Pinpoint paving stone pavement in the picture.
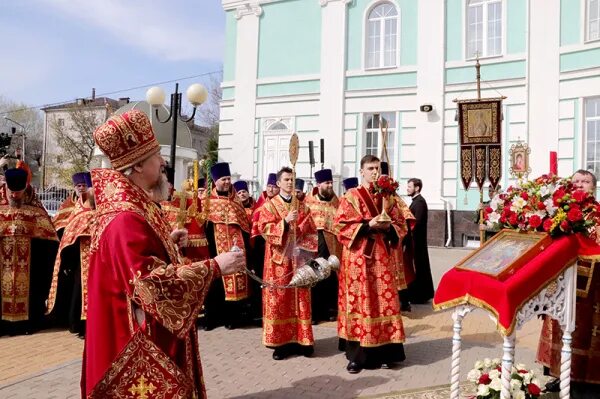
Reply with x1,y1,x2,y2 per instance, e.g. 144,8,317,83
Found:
0,247,547,398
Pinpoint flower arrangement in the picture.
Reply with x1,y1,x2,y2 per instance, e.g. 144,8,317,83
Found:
484,174,600,236
370,175,399,197
467,358,542,399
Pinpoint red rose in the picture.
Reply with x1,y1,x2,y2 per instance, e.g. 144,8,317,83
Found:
537,201,545,210
478,374,491,385
521,192,529,200
543,219,553,232
527,383,541,396
567,208,583,222
560,220,570,231
553,188,566,204
529,215,542,229
485,206,493,214
500,215,506,223
572,190,587,203
509,214,518,225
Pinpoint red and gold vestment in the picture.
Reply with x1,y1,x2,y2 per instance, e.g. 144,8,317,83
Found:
52,193,77,234
256,195,318,347
82,169,221,398
334,186,409,348
204,188,251,301
162,193,210,262
46,197,94,320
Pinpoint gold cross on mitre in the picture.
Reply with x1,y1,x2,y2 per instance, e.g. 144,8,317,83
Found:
593,325,599,337
128,375,157,399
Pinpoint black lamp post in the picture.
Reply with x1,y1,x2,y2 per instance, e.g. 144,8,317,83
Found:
146,83,207,185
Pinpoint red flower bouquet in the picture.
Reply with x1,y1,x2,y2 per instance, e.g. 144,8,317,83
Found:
370,175,399,197
484,174,600,237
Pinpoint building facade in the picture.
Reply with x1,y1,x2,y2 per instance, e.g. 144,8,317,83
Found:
219,0,600,246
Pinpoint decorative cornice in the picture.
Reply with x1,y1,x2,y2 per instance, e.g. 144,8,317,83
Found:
235,3,263,19
319,0,352,6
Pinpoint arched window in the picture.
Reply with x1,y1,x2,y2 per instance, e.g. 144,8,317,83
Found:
365,2,399,69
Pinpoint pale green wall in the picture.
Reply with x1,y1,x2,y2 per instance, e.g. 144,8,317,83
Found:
506,0,526,54
257,0,321,78
346,72,417,90
560,0,581,46
446,0,463,61
346,0,418,71
446,60,526,84
256,80,320,97
223,11,237,82
560,47,600,72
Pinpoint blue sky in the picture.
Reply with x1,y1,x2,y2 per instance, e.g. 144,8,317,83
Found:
0,0,225,110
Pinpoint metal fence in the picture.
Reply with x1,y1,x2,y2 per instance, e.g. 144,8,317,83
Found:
37,185,70,217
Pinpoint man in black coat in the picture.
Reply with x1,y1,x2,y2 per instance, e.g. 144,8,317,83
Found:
403,178,434,305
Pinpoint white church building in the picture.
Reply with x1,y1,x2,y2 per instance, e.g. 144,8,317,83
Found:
219,0,600,246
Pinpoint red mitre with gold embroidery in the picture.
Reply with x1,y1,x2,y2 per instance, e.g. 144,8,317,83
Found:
93,110,160,171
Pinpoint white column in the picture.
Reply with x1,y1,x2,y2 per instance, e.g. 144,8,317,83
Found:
415,0,445,209
527,0,560,176
227,4,262,179
318,0,349,176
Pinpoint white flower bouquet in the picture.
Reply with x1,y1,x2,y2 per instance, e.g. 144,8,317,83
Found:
467,359,542,398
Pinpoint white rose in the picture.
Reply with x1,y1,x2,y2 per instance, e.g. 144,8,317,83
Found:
489,369,500,379
515,363,527,371
510,197,527,211
513,390,526,399
474,360,484,369
477,384,490,397
467,369,482,382
510,378,522,391
489,377,502,391
531,378,542,388
487,212,500,225
522,372,532,384
484,358,493,368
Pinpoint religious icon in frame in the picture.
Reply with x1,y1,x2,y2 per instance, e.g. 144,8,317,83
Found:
509,141,531,178
455,229,551,280
458,100,502,146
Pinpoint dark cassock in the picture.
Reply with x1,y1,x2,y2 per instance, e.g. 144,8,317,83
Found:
305,169,342,323
334,178,410,373
0,167,58,336
203,162,252,330
46,172,94,337
82,110,224,398
404,188,434,304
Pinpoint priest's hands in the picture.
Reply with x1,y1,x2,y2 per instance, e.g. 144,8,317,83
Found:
170,228,189,247
214,251,246,275
369,216,391,231
285,210,298,223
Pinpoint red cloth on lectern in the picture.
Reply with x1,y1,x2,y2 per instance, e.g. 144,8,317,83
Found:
433,234,600,336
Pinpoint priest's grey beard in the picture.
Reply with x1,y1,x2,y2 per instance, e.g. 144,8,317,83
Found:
152,173,170,203
9,198,23,208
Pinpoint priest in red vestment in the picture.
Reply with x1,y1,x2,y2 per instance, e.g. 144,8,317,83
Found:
47,173,95,338
0,167,58,336
305,169,341,324
82,110,245,398
256,167,318,360
537,169,600,396
234,180,256,222
53,173,90,239
202,162,252,330
334,155,410,374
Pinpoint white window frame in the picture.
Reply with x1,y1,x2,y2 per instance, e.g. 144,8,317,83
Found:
586,0,600,42
584,97,600,179
363,112,398,174
363,1,401,70
464,0,504,60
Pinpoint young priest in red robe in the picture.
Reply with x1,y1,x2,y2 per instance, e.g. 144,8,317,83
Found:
82,110,245,398
256,167,318,360
334,155,411,374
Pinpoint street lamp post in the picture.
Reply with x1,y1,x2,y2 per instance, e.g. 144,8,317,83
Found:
4,116,26,161
146,83,208,185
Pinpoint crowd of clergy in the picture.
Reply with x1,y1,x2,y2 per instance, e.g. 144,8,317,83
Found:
0,109,597,397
